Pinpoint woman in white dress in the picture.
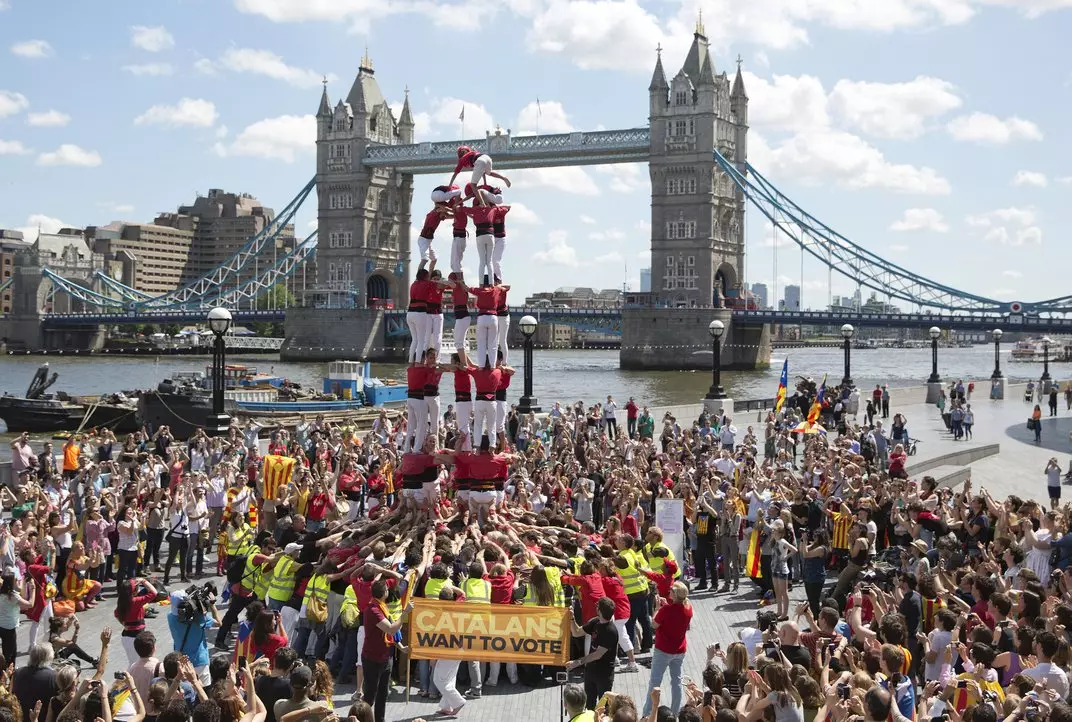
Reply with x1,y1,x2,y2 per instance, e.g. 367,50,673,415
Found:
1021,512,1058,585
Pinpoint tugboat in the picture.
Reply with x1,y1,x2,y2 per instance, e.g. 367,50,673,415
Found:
0,365,140,433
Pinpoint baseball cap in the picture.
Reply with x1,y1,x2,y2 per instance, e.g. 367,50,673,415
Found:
289,665,312,689
284,543,302,556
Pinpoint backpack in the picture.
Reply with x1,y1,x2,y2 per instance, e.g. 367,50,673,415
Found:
226,554,249,584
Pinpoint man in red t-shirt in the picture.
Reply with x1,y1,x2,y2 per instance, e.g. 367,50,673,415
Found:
417,204,452,273
405,364,428,452
407,269,431,364
448,145,511,195
495,285,510,363
362,579,414,722
471,282,507,369
450,207,468,276
625,397,640,439
450,355,474,450
470,364,502,446
494,360,515,440
448,274,471,362
462,204,507,286
430,184,462,205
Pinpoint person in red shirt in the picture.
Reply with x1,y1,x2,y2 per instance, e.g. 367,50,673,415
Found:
470,364,502,447
421,347,454,451
464,182,503,206
451,354,475,450
562,560,607,631
430,184,463,205
305,478,335,531
399,434,454,522
362,578,414,722
447,145,511,196
491,205,511,283
450,206,468,276
407,269,431,364
405,364,428,452
448,273,471,363
625,397,640,439
462,204,508,285
417,205,451,273
643,582,693,717
471,282,508,369
599,561,638,670
424,270,451,358
642,553,679,601
459,435,518,526
495,285,510,363
494,357,516,442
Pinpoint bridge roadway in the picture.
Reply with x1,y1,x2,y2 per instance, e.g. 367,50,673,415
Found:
40,307,1072,333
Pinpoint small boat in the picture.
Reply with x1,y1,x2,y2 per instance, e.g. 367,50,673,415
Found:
0,364,140,433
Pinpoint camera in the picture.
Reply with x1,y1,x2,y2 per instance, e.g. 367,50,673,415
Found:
114,672,125,681
837,683,850,701
556,672,568,683
177,582,218,623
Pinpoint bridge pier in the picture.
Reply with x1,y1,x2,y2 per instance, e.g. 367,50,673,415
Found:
620,308,771,371
280,307,405,362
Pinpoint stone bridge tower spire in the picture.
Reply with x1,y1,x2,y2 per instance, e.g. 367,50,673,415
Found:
647,24,748,308
315,48,413,307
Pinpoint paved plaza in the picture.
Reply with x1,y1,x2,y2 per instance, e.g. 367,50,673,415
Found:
14,379,1072,722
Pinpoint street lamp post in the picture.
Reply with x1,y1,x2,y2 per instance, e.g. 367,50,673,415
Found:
840,324,854,387
207,307,233,436
705,320,726,399
991,329,1003,379
1042,336,1053,382
516,315,540,414
927,326,942,384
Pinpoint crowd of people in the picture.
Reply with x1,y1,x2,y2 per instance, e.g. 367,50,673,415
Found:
0,367,1070,722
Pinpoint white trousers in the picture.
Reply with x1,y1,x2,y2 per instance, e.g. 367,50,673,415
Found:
497,315,510,364
473,400,495,444
431,187,463,204
28,601,53,648
425,395,441,443
122,635,139,666
475,315,498,368
406,397,428,451
471,155,492,186
407,312,429,363
479,189,503,205
428,314,444,357
614,618,634,652
454,316,471,352
475,233,494,284
433,658,465,711
417,235,436,263
492,237,506,281
451,237,466,274
455,400,472,448
496,400,507,434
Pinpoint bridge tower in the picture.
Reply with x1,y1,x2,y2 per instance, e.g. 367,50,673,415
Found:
647,17,748,308
314,50,413,307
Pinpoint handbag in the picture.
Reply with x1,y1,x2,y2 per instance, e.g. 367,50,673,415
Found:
1027,418,1037,430
340,602,360,629
306,592,328,624
43,574,58,600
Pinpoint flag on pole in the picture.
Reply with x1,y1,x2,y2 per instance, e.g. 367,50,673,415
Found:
805,374,827,425
774,358,788,414
745,528,763,579
536,97,542,117
458,106,465,122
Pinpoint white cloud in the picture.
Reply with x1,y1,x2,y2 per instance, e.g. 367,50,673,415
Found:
219,48,333,88
426,97,495,135
0,91,29,118
212,114,316,163
966,206,1042,246
26,110,70,127
1003,270,1023,278
193,58,216,75
37,144,102,167
752,128,951,195
122,63,174,76
1057,176,1072,185
233,0,489,33
978,0,1072,19
532,230,580,267
580,215,596,224
889,208,949,233
506,202,539,225
1013,171,1048,188
0,139,31,155
134,98,218,128
594,251,624,264
829,76,961,139
947,113,1043,144
11,40,52,58
516,100,574,134
596,163,644,193
130,25,175,52
511,166,600,196
15,213,67,240
388,102,432,139
524,0,663,72
745,73,829,132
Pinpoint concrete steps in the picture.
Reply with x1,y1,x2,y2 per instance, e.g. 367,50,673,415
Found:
917,464,972,489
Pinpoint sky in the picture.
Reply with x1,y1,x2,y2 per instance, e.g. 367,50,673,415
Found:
0,0,1070,308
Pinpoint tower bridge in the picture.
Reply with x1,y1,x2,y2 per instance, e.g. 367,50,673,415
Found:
8,25,1071,368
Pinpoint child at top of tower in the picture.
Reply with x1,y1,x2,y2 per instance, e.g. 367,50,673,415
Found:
448,146,511,204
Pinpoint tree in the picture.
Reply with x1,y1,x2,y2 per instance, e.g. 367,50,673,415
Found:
138,324,158,336
256,284,297,311
163,323,181,337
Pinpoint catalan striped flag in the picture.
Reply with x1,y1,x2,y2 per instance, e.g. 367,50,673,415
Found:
806,375,827,425
951,674,1004,713
774,358,788,414
745,528,763,579
263,454,295,502
922,596,946,632
221,484,258,529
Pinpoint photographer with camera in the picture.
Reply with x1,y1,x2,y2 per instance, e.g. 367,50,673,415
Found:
166,584,220,684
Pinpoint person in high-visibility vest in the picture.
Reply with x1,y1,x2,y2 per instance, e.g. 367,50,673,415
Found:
215,531,276,651
614,533,654,653
459,561,491,699
642,527,681,579
265,543,303,613
292,560,334,661
600,560,638,671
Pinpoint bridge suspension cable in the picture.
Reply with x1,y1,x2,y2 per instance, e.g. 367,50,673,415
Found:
713,151,1007,314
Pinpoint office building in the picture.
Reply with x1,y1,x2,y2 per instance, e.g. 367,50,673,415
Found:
0,230,30,313
640,268,651,293
750,282,768,309
783,284,800,311
88,222,196,295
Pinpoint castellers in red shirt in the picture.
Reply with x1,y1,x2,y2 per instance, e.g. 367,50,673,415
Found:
448,146,512,197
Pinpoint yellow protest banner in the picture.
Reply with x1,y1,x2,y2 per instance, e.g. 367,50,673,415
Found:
408,598,570,666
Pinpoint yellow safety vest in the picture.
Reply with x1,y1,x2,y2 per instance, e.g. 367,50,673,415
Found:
522,582,540,606
385,595,403,621
424,577,448,600
461,578,491,604
227,525,253,556
307,573,330,606
546,568,566,608
267,556,298,602
569,556,585,575
240,546,261,593
618,556,648,596
253,556,271,600
644,542,682,579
